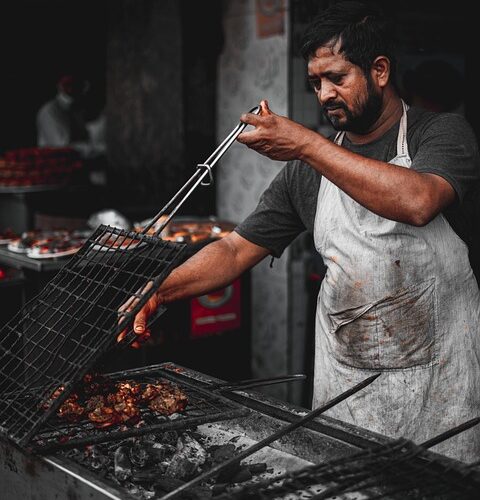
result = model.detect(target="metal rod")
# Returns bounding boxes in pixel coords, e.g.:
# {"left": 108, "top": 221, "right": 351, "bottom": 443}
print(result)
{"left": 210, "top": 374, "right": 306, "bottom": 392}
{"left": 420, "top": 417, "right": 480, "bottom": 449}
{"left": 158, "top": 373, "right": 381, "bottom": 500}
{"left": 140, "top": 105, "right": 261, "bottom": 237}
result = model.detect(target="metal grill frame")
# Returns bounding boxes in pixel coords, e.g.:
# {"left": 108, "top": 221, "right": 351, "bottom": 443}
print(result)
{"left": 217, "top": 438, "right": 480, "bottom": 499}
{"left": 30, "top": 364, "right": 250, "bottom": 454}
{"left": 0, "top": 225, "right": 187, "bottom": 447}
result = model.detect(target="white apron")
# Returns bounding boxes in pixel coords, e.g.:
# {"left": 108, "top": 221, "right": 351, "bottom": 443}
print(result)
{"left": 313, "top": 101, "right": 480, "bottom": 461}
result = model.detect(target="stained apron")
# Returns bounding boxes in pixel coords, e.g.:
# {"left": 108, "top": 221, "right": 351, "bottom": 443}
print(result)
{"left": 313, "top": 101, "right": 480, "bottom": 461}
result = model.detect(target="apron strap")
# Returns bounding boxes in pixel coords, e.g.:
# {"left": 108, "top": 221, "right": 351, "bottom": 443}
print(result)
{"left": 396, "top": 99, "right": 410, "bottom": 158}
{"left": 334, "top": 100, "right": 409, "bottom": 157}
{"left": 334, "top": 131, "right": 345, "bottom": 145}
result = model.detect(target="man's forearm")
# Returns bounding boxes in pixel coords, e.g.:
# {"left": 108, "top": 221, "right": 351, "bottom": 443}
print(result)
{"left": 300, "top": 133, "right": 455, "bottom": 226}
{"left": 157, "top": 233, "right": 269, "bottom": 304}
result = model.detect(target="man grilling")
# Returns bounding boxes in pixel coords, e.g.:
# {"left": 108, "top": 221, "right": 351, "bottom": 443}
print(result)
{"left": 127, "top": 1, "right": 480, "bottom": 461}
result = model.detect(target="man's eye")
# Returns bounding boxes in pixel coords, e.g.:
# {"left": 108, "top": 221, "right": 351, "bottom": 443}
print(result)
{"left": 330, "top": 75, "right": 344, "bottom": 85}
{"left": 308, "top": 79, "right": 320, "bottom": 91}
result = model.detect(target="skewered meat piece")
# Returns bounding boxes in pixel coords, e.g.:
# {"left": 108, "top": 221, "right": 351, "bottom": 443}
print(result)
{"left": 85, "top": 394, "right": 106, "bottom": 411}
{"left": 148, "top": 382, "right": 188, "bottom": 416}
{"left": 81, "top": 373, "right": 116, "bottom": 397}
{"left": 57, "top": 394, "right": 84, "bottom": 422}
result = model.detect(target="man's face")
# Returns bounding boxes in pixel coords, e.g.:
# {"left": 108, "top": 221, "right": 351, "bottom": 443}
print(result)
{"left": 307, "top": 42, "right": 383, "bottom": 134}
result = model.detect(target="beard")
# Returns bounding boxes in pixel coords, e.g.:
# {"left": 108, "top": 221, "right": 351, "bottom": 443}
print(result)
{"left": 321, "top": 77, "right": 383, "bottom": 134}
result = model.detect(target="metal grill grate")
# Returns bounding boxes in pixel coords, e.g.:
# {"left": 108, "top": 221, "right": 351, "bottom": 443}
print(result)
{"left": 218, "top": 438, "right": 480, "bottom": 499}
{"left": 0, "top": 225, "right": 186, "bottom": 447}
{"left": 29, "top": 365, "right": 249, "bottom": 453}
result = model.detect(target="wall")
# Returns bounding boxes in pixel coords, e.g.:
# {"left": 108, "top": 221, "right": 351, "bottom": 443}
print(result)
{"left": 106, "top": 0, "right": 184, "bottom": 209}
{"left": 217, "top": 0, "right": 291, "bottom": 400}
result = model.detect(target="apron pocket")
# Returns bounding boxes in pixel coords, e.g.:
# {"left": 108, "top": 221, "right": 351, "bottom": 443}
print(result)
{"left": 329, "top": 278, "right": 437, "bottom": 370}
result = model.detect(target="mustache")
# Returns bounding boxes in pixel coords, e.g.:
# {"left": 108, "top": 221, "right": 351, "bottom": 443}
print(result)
{"left": 322, "top": 101, "right": 347, "bottom": 112}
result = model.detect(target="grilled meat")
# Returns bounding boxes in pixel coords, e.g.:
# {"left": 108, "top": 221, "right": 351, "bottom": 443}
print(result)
{"left": 50, "top": 376, "right": 188, "bottom": 428}
{"left": 148, "top": 382, "right": 188, "bottom": 416}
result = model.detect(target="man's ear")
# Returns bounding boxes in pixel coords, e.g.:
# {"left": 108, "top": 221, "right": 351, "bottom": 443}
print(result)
{"left": 371, "top": 56, "right": 391, "bottom": 88}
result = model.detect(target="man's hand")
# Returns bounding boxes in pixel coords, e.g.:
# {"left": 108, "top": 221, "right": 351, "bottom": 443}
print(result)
{"left": 237, "top": 99, "right": 314, "bottom": 161}
{"left": 117, "top": 282, "right": 162, "bottom": 348}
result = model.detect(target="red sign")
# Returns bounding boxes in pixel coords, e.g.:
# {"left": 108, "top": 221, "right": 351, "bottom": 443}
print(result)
{"left": 190, "top": 278, "right": 242, "bottom": 337}
{"left": 256, "top": 0, "right": 285, "bottom": 38}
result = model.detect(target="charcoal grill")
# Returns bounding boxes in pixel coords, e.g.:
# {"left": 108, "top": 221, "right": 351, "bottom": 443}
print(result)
{"left": 0, "top": 106, "right": 260, "bottom": 451}
{"left": 2, "top": 363, "right": 478, "bottom": 500}
{"left": 216, "top": 430, "right": 480, "bottom": 499}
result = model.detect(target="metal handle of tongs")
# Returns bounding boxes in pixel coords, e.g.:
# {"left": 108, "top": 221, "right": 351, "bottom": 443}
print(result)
{"left": 141, "top": 105, "right": 261, "bottom": 238}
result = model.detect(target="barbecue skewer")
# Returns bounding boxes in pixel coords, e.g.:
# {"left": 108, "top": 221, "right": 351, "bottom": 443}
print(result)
{"left": 158, "top": 372, "right": 381, "bottom": 500}
{"left": 210, "top": 373, "right": 307, "bottom": 392}
{"left": 306, "top": 416, "right": 480, "bottom": 500}
{"left": 217, "top": 417, "right": 480, "bottom": 500}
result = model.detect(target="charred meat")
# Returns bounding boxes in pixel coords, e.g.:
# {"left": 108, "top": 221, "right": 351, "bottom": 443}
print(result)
{"left": 49, "top": 375, "right": 189, "bottom": 428}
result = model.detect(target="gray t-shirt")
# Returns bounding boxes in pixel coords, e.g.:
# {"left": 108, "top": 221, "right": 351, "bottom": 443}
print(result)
{"left": 235, "top": 107, "right": 480, "bottom": 271}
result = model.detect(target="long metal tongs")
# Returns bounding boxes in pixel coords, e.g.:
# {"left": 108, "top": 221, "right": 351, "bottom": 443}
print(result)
{"left": 159, "top": 373, "right": 381, "bottom": 500}
{"left": 141, "top": 105, "right": 261, "bottom": 238}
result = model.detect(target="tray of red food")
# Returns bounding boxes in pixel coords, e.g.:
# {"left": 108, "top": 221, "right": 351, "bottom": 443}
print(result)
{"left": 0, "top": 228, "right": 19, "bottom": 245}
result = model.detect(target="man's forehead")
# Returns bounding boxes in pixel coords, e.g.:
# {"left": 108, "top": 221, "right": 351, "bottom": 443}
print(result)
{"left": 307, "top": 45, "right": 350, "bottom": 74}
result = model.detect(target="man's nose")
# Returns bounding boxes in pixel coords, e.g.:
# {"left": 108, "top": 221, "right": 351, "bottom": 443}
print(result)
{"left": 318, "top": 82, "right": 337, "bottom": 104}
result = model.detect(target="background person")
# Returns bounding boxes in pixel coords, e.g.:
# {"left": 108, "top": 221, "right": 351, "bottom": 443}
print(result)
{"left": 36, "top": 73, "right": 106, "bottom": 162}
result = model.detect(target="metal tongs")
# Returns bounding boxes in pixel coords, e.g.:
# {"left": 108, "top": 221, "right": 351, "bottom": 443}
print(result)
{"left": 117, "top": 105, "right": 261, "bottom": 347}
{"left": 141, "top": 105, "right": 261, "bottom": 238}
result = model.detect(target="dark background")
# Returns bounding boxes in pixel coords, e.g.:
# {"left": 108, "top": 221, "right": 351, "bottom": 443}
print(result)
{"left": 0, "top": 0, "right": 477, "bottom": 200}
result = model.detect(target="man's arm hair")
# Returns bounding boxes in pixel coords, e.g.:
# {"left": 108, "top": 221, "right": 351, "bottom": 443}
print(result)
{"left": 129, "top": 232, "right": 270, "bottom": 336}
{"left": 158, "top": 231, "right": 270, "bottom": 303}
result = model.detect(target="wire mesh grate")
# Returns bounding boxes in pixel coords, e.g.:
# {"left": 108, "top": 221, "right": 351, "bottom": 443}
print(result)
{"left": 217, "top": 438, "right": 480, "bottom": 499}
{"left": 0, "top": 225, "right": 187, "bottom": 447}
{"left": 28, "top": 365, "right": 249, "bottom": 453}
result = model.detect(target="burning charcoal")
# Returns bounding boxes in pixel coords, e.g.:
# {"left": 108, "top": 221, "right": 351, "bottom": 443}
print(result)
{"left": 88, "top": 445, "right": 109, "bottom": 470}
{"left": 216, "top": 463, "right": 240, "bottom": 484}
{"left": 211, "top": 444, "right": 236, "bottom": 463}
{"left": 154, "top": 476, "right": 186, "bottom": 492}
{"left": 211, "top": 483, "right": 227, "bottom": 496}
{"left": 131, "top": 468, "right": 161, "bottom": 483}
{"left": 150, "top": 442, "right": 176, "bottom": 461}
{"left": 114, "top": 445, "right": 133, "bottom": 482}
{"left": 231, "top": 465, "right": 252, "bottom": 483}
{"left": 165, "top": 434, "right": 207, "bottom": 480}
{"left": 248, "top": 462, "right": 267, "bottom": 475}
{"left": 154, "top": 478, "right": 211, "bottom": 499}
{"left": 161, "top": 430, "right": 179, "bottom": 446}
{"left": 130, "top": 440, "right": 151, "bottom": 468}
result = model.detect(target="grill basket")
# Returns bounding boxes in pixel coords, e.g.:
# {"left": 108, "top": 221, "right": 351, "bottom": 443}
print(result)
{"left": 0, "top": 105, "right": 260, "bottom": 449}
{"left": 0, "top": 225, "right": 186, "bottom": 447}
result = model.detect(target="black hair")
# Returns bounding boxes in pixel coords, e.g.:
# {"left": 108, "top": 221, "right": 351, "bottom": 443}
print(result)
{"left": 300, "top": 1, "right": 397, "bottom": 82}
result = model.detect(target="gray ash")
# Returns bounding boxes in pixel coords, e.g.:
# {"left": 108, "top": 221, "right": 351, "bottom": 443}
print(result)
{"left": 60, "top": 428, "right": 267, "bottom": 499}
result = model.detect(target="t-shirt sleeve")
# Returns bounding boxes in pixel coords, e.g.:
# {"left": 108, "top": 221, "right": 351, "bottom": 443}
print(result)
{"left": 410, "top": 113, "right": 480, "bottom": 202}
{"left": 235, "top": 161, "right": 313, "bottom": 258}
